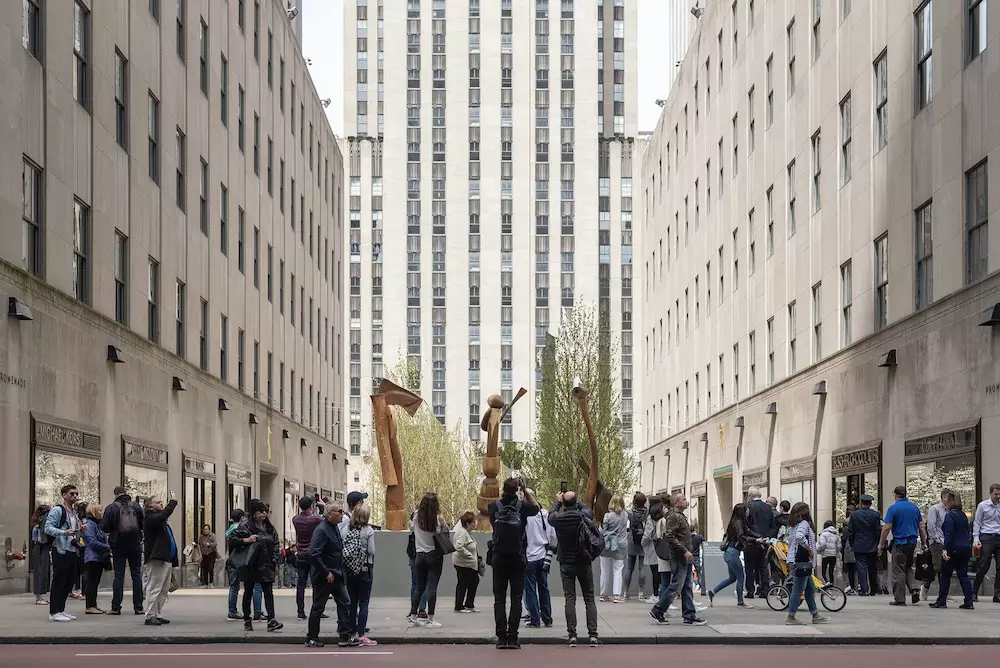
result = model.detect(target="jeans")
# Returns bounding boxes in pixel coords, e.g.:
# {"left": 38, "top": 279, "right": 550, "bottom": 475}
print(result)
{"left": 295, "top": 556, "right": 312, "bottom": 616}
{"left": 308, "top": 575, "right": 352, "bottom": 641}
{"left": 228, "top": 566, "right": 262, "bottom": 616}
{"left": 84, "top": 561, "right": 104, "bottom": 608}
{"left": 111, "top": 544, "right": 143, "bottom": 612}
{"left": 411, "top": 552, "right": 443, "bottom": 617}
{"left": 492, "top": 556, "right": 526, "bottom": 639}
{"left": 599, "top": 556, "right": 625, "bottom": 597}
{"left": 346, "top": 566, "right": 373, "bottom": 636}
{"left": 408, "top": 556, "right": 429, "bottom": 614}
{"left": 49, "top": 550, "right": 77, "bottom": 615}
{"left": 559, "top": 562, "right": 598, "bottom": 638}
{"left": 936, "top": 550, "right": 973, "bottom": 606}
{"left": 788, "top": 571, "right": 817, "bottom": 617}
{"left": 972, "top": 533, "right": 1000, "bottom": 598}
{"left": 856, "top": 552, "right": 879, "bottom": 595}
{"left": 242, "top": 576, "right": 275, "bottom": 621}
{"left": 623, "top": 553, "right": 646, "bottom": 593}
{"left": 652, "top": 560, "right": 696, "bottom": 622}
{"left": 455, "top": 566, "right": 479, "bottom": 610}
{"left": 891, "top": 543, "right": 918, "bottom": 603}
{"left": 711, "top": 546, "right": 746, "bottom": 604}
{"left": 33, "top": 544, "right": 51, "bottom": 598}
{"left": 523, "top": 559, "right": 552, "bottom": 625}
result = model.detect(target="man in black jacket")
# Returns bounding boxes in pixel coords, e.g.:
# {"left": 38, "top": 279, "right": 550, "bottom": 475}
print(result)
{"left": 141, "top": 493, "right": 178, "bottom": 626}
{"left": 745, "top": 487, "right": 777, "bottom": 597}
{"left": 848, "top": 494, "right": 883, "bottom": 596}
{"left": 305, "top": 501, "right": 354, "bottom": 648}
{"left": 488, "top": 477, "right": 540, "bottom": 650}
{"left": 102, "top": 486, "right": 145, "bottom": 615}
{"left": 548, "top": 491, "right": 600, "bottom": 647}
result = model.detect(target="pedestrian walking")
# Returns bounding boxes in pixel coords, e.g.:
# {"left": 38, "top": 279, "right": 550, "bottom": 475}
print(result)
{"left": 343, "top": 501, "right": 377, "bottom": 646}
{"left": 101, "top": 486, "right": 145, "bottom": 616}
{"left": 599, "top": 494, "right": 627, "bottom": 602}
{"left": 649, "top": 492, "right": 706, "bottom": 626}
{"left": 30, "top": 504, "right": 52, "bottom": 606}
{"left": 43, "top": 484, "right": 82, "bottom": 622}
{"left": 452, "top": 511, "right": 481, "bottom": 613}
{"left": 745, "top": 486, "right": 777, "bottom": 598}
{"left": 879, "top": 486, "right": 927, "bottom": 606}
{"left": 409, "top": 492, "right": 452, "bottom": 629}
{"left": 229, "top": 499, "right": 283, "bottom": 631}
{"left": 971, "top": 483, "right": 1000, "bottom": 604}
{"left": 523, "top": 490, "right": 554, "bottom": 628}
{"left": 640, "top": 498, "right": 664, "bottom": 602}
{"left": 623, "top": 492, "right": 649, "bottom": 600}
{"left": 305, "top": 501, "right": 354, "bottom": 648}
{"left": 840, "top": 506, "right": 857, "bottom": 594}
{"left": 141, "top": 493, "right": 179, "bottom": 626}
{"left": 225, "top": 509, "right": 261, "bottom": 621}
{"left": 847, "top": 494, "right": 882, "bottom": 595}
{"left": 198, "top": 524, "right": 218, "bottom": 587}
{"left": 920, "top": 489, "right": 949, "bottom": 601}
{"left": 549, "top": 490, "right": 601, "bottom": 647}
{"left": 82, "top": 504, "right": 110, "bottom": 614}
{"left": 488, "top": 478, "right": 541, "bottom": 649}
{"left": 292, "top": 497, "right": 323, "bottom": 620}
{"left": 817, "top": 520, "right": 841, "bottom": 585}
{"left": 784, "top": 502, "right": 830, "bottom": 625}
{"left": 929, "top": 491, "right": 974, "bottom": 610}
{"left": 708, "top": 503, "right": 760, "bottom": 608}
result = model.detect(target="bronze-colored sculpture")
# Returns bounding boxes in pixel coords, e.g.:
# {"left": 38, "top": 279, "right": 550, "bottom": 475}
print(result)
{"left": 475, "top": 388, "right": 527, "bottom": 530}
{"left": 573, "top": 376, "right": 612, "bottom": 523}
{"left": 371, "top": 378, "right": 424, "bottom": 531}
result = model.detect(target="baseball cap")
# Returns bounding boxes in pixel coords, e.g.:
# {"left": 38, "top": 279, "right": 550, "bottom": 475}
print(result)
{"left": 346, "top": 491, "right": 369, "bottom": 506}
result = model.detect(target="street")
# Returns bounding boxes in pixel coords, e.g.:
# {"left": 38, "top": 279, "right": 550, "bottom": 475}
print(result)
{"left": 3, "top": 644, "right": 996, "bottom": 668}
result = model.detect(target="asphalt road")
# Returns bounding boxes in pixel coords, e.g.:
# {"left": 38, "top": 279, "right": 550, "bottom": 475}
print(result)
{"left": 3, "top": 644, "right": 995, "bottom": 668}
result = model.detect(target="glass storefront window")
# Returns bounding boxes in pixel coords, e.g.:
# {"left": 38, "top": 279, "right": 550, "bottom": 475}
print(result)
{"left": 124, "top": 464, "right": 168, "bottom": 506}
{"left": 34, "top": 449, "right": 100, "bottom": 508}
{"left": 834, "top": 471, "right": 879, "bottom": 526}
{"left": 905, "top": 454, "right": 977, "bottom": 519}
{"left": 228, "top": 483, "right": 251, "bottom": 519}
{"left": 284, "top": 492, "right": 299, "bottom": 544}
{"left": 184, "top": 475, "right": 216, "bottom": 553}
{"left": 780, "top": 479, "right": 815, "bottom": 510}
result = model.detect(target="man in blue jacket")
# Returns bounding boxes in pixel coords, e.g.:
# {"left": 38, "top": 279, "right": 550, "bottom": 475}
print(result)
{"left": 102, "top": 486, "right": 145, "bottom": 615}
{"left": 848, "top": 494, "right": 882, "bottom": 596}
{"left": 305, "top": 501, "right": 353, "bottom": 648}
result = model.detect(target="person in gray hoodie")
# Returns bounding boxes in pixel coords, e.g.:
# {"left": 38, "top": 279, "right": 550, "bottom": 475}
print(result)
{"left": 623, "top": 492, "right": 649, "bottom": 600}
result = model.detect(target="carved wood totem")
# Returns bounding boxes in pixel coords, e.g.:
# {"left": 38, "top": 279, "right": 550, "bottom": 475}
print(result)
{"left": 475, "top": 387, "right": 527, "bottom": 530}
{"left": 371, "top": 378, "right": 424, "bottom": 531}
{"left": 573, "top": 376, "right": 612, "bottom": 524}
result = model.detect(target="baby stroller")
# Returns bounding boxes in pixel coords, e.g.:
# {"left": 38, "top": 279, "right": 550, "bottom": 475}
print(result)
{"left": 764, "top": 540, "right": 847, "bottom": 613}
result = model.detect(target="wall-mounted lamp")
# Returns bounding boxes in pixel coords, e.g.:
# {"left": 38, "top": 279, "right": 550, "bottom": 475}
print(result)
{"left": 249, "top": 413, "right": 259, "bottom": 425}
{"left": 171, "top": 376, "right": 187, "bottom": 392}
{"left": 649, "top": 455, "right": 655, "bottom": 463}
{"left": 682, "top": 440, "right": 690, "bottom": 450}
{"left": 812, "top": 380, "right": 828, "bottom": 395}
{"left": 300, "top": 438, "right": 308, "bottom": 448}
{"left": 321, "top": 98, "right": 332, "bottom": 108}
{"left": 107, "top": 346, "right": 125, "bottom": 363}
{"left": 655, "top": 99, "right": 667, "bottom": 107}
{"left": 690, "top": 4, "right": 705, "bottom": 18}
{"left": 317, "top": 446, "right": 325, "bottom": 454}
{"left": 332, "top": 453, "right": 338, "bottom": 460}
{"left": 735, "top": 416, "right": 745, "bottom": 428}
{"left": 700, "top": 432, "right": 709, "bottom": 443}
{"left": 765, "top": 402, "right": 778, "bottom": 415}
{"left": 282, "top": 429, "right": 290, "bottom": 439}
{"left": 8, "top": 297, "right": 33, "bottom": 321}
{"left": 979, "top": 304, "right": 1000, "bottom": 326}
{"left": 877, "top": 349, "right": 897, "bottom": 368}
{"left": 218, "top": 398, "right": 230, "bottom": 411}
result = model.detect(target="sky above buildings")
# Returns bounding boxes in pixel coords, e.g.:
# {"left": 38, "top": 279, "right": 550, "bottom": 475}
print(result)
{"left": 302, "top": 0, "right": 671, "bottom": 136}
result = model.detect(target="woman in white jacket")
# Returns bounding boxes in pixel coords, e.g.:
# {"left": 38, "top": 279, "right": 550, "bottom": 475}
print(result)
{"left": 816, "top": 520, "right": 841, "bottom": 585}
{"left": 451, "top": 511, "right": 480, "bottom": 613}
{"left": 639, "top": 498, "right": 665, "bottom": 603}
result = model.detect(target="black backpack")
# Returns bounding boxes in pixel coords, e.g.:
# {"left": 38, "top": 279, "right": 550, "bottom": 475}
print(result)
{"left": 629, "top": 511, "right": 644, "bottom": 547}
{"left": 491, "top": 500, "right": 524, "bottom": 558}
{"left": 577, "top": 515, "right": 605, "bottom": 562}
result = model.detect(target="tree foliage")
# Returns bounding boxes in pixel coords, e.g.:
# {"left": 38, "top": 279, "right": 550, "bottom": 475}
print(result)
{"left": 364, "top": 358, "right": 480, "bottom": 527}
{"left": 525, "top": 303, "right": 636, "bottom": 503}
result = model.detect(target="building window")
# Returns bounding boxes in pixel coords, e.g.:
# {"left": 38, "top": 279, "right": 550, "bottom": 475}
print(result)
{"left": 267, "top": 31, "right": 273, "bottom": 88}
{"left": 147, "top": 92, "right": 160, "bottom": 183}
{"left": 149, "top": 0, "right": 160, "bottom": 22}
{"left": 114, "top": 51, "right": 128, "bottom": 149}
{"left": 73, "top": 1, "right": 89, "bottom": 108}
{"left": 787, "top": 160, "right": 796, "bottom": 237}
{"left": 220, "top": 54, "right": 228, "bottom": 125}
{"left": 237, "top": 208, "right": 245, "bottom": 273}
{"left": 253, "top": 1, "right": 260, "bottom": 60}
{"left": 786, "top": 19, "right": 795, "bottom": 97}
{"left": 253, "top": 227, "right": 260, "bottom": 288}
{"left": 874, "top": 234, "right": 889, "bottom": 330}
{"left": 237, "top": 87, "right": 245, "bottom": 151}
{"left": 788, "top": 301, "right": 797, "bottom": 374}
{"left": 21, "top": 159, "right": 41, "bottom": 276}
{"left": 267, "top": 137, "right": 273, "bottom": 194}
{"left": 252, "top": 340, "right": 259, "bottom": 397}
{"left": 72, "top": 200, "right": 90, "bottom": 304}
{"left": 841, "top": 260, "right": 852, "bottom": 346}
{"left": 765, "top": 54, "right": 774, "bottom": 127}
{"left": 970, "top": 0, "right": 987, "bottom": 61}
{"left": 175, "top": 280, "right": 186, "bottom": 358}
{"left": 199, "top": 18, "right": 208, "bottom": 94}
{"left": 253, "top": 114, "right": 260, "bottom": 175}
{"left": 220, "top": 315, "right": 228, "bottom": 381}
{"left": 767, "top": 317, "right": 775, "bottom": 384}
{"left": 915, "top": 1, "right": 933, "bottom": 109}
{"left": 175, "top": 128, "right": 186, "bottom": 210}
{"left": 22, "top": 0, "right": 41, "bottom": 58}
{"left": 176, "top": 0, "right": 186, "bottom": 60}
{"left": 237, "top": 329, "right": 245, "bottom": 391}
{"left": 840, "top": 94, "right": 852, "bottom": 186}
{"left": 199, "top": 299, "right": 208, "bottom": 370}
{"left": 811, "top": 131, "right": 822, "bottom": 213}
{"left": 812, "top": 283, "right": 822, "bottom": 362}
{"left": 966, "top": 161, "right": 989, "bottom": 284}
{"left": 874, "top": 51, "right": 888, "bottom": 152}
{"left": 766, "top": 186, "right": 774, "bottom": 257}
{"left": 199, "top": 158, "right": 209, "bottom": 234}
{"left": 148, "top": 258, "right": 160, "bottom": 342}
{"left": 115, "top": 232, "right": 128, "bottom": 324}
{"left": 220, "top": 184, "right": 229, "bottom": 256}
{"left": 915, "top": 202, "right": 933, "bottom": 310}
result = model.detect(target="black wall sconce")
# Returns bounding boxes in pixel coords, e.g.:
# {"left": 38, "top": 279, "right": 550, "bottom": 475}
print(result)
{"left": 979, "top": 303, "right": 1000, "bottom": 326}
{"left": 249, "top": 413, "right": 259, "bottom": 425}
{"left": 107, "top": 346, "right": 125, "bottom": 363}
{"left": 171, "top": 376, "right": 187, "bottom": 391}
{"left": 765, "top": 402, "right": 778, "bottom": 415}
{"left": 218, "top": 398, "right": 230, "bottom": 411}
{"left": 735, "top": 416, "right": 745, "bottom": 428}
{"left": 300, "top": 438, "right": 307, "bottom": 448}
{"left": 812, "top": 380, "right": 827, "bottom": 395}
{"left": 700, "top": 432, "right": 708, "bottom": 443}
{"left": 317, "top": 446, "right": 325, "bottom": 454}
{"left": 877, "top": 349, "right": 897, "bottom": 368}
{"left": 282, "top": 429, "right": 290, "bottom": 439}
{"left": 8, "top": 297, "right": 33, "bottom": 321}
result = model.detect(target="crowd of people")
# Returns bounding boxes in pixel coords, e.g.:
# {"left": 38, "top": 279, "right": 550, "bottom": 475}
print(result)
{"left": 27, "top": 478, "right": 1000, "bottom": 647}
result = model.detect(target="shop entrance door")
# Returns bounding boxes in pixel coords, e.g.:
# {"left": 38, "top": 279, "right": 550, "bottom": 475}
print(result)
{"left": 833, "top": 470, "right": 879, "bottom": 527}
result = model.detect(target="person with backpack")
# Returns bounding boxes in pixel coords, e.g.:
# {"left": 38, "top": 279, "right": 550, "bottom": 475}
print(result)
{"left": 649, "top": 491, "right": 707, "bottom": 626}
{"left": 342, "top": 501, "right": 377, "bottom": 646}
{"left": 488, "top": 477, "right": 541, "bottom": 649}
{"left": 43, "top": 484, "right": 82, "bottom": 622}
{"left": 623, "top": 492, "right": 649, "bottom": 601}
{"left": 30, "top": 504, "right": 52, "bottom": 606}
{"left": 548, "top": 490, "right": 602, "bottom": 647}
{"left": 101, "top": 486, "right": 145, "bottom": 616}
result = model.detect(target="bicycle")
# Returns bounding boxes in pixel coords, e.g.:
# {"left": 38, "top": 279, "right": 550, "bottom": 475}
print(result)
{"left": 765, "top": 574, "right": 847, "bottom": 612}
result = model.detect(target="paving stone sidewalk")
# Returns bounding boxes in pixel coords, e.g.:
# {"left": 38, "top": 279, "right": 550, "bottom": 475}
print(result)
{"left": 3, "top": 589, "right": 998, "bottom": 645}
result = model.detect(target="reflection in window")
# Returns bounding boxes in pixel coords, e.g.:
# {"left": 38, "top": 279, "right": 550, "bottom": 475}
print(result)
{"left": 124, "top": 464, "right": 167, "bottom": 507}
{"left": 780, "top": 479, "right": 815, "bottom": 512}
{"left": 905, "top": 454, "right": 977, "bottom": 520}
{"left": 184, "top": 475, "right": 215, "bottom": 561}
{"left": 34, "top": 450, "right": 100, "bottom": 508}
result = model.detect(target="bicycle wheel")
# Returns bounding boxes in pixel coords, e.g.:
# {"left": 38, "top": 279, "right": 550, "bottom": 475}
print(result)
{"left": 766, "top": 584, "right": 789, "bottom": 612}
{"left": 820, "top": 585, "right": 847, "bottom": 612}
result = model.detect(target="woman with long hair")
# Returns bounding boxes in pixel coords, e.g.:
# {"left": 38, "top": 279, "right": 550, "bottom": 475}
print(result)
{"left": 452, "top": 510, "right": 480, "bottom": 613}
{"left": 82, "top": 504, "right": 110, "bottom": 614}
{"left": 600, "top": 493, "right": 628, "bottom": 602}
{"left": 930, "top": 491, "right": 974, "bottom": 609}
{"left": 345, "top": 502, "right": 378, "bottom": 645}
{"left": 784, "top": 502, "right": 829, "bottom": 625}
{"left": 408, "top": 492, "right": 448, "bottom": 627}
{"left": 708, "top": 503, "right": 760, "bottom": 608}
{"left": 30, "top": 504, "right": 52, "bottom": 605}
{"left": 229, "top": 499, "right": 283, "bottom": 632}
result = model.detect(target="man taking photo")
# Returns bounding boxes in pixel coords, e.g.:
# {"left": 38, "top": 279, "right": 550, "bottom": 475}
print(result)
{"left": 488, "top": 477, "right": 540, "bottom": 649}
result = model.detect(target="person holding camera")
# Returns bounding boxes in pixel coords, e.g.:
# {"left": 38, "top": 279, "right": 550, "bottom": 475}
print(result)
{"left": 548, "top": 490, "right": 601, "bottom": 647}
{"left": 488, "top": 477, "right": 540, "bottom": 649}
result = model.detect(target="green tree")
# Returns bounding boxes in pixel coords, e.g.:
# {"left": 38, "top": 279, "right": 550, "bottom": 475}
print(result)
{"left": 525, "top": 303, "right": 636, "bottom": 503}
{"left": 364, "top": 358, "right": 480, "bottom": 527}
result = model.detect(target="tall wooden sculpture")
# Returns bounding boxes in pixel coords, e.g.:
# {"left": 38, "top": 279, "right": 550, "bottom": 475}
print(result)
{"left": 371, "top": 378, "right": 424, "bottom": 531}
{"left": 573, "top": 376, "right": 612, "bottom": 523}
{"left": 475, "top": 387, "right": 527, "bottom": 530}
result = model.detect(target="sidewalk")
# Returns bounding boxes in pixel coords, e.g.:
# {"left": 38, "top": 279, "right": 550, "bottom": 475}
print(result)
{"left": 4, "top": 589, "right": 998, "bottom": 645}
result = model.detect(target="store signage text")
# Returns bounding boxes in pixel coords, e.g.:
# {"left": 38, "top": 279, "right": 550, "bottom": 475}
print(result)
{"left": 782, "top": 460, "right": 817, "bottom": 482}
{"left": 34, "top": 421, "right": 92, "bottom": 450}
{"left": 227, "top": 464, "right": 252, "bottom": 484}
{"left": 124, "top": 441, "right": 168, "bottom": 468}
{"left": 690, "top": 481, "right": 708, "bottom": 498}
{"left": 905, "top": 428, "right": 977, "bottom": 459}
{"left": 0, "top": 371, "right": 27, "bottom": 389}
{"left": 986, "top": 383, "right": 1000, "bottom": 396}
{"left": 742, "top": 469, "right": 769, "bottom": 488}
{"left": 184, "top": 457, "right": 216, "bottom": 476}
{"left": 831, "top": 446, "right": 881, "bottom": 474}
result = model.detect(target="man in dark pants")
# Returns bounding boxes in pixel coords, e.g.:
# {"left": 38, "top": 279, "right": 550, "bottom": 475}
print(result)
{"left": 848, "top": 494, "right": 883, "bottom": 596}
{"left": 488, "top": 477, "right": 540, "bottom": 649}
{"left": 292, "top": 496, "right": 323, "bottom": 619}
{"left": 745, "top": 486, "right": 777, "bottom": 597}
{"left": 879, "top": 485, "right": 926, "bottom": 606}
{"left": 43, "top": 484, "right": 81, "bottom": 622}
{"left": 549, "top": 491, "right": 601, "bottom": 647}
{"left": 971, "top": 483, "right": 1000, "bottom": 603}
{"left": 101, "top": 486, "right": 145, "bottom": 615}
{"left": 305, "top": 502, "right": 354, "bottom": 648}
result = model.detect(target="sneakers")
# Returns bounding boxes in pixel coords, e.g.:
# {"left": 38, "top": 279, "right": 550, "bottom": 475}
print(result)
{"left": 920, "top": 585, "right": 929, "bottom": 601}
{"left": 48, "top": 613, "right": 71, "bottom": 622}
{"left": 567, "top": 634, "right": 578, "bottom": 647}
{"left": 589, "top": 636, "right": 603, "bottom": 647}
{"left": 297, "top": 614, "right": 307, "bottom": 620}
{"left": 227, "top": 613, "right": 243, "bottom": 621}
{"left": 424, "top": 620, "right": 442, "bottom": 628}
{"left": 649, "top": 610, "right": 668, "bottom": 624}
{"left": 507, "top": 636, "right": 521, "bottom": 650}
{"left": 305, "top": 638, "right": 325, "bottom": 648}
{"left": 786, "top": 615, "right": 805, "bottom": 626}
{"left": 811, "top": 614, "right": 830, "bottom": 624}
{"left": 63, "top": 613, "right": 77, "bottom": 620}
{"left": 525, "top": 622, "right": 541, "bottom": 628}
{"left": 338, "top": 636, "right": 362, "bottom": 647}
{"left": 266, "top": 619, "right": 283, "bottom": 632}
{"left": 253, "top": 613, "right": 265, "bottom": 621}
{"left": 495, "top": 636, "right": 508, "bottom": 650}
{"left": 707, "top": 591, "right": 715, "bottom": 607}
{"left": 737, "top": 602, "right": 754, "bottom": 609}
{"left": 358, "top": 636, "right": 378, "bottom": 646}
{"left": 683, "top": 618, "right": 708, "bottom": 626}
{"left": 959, "top": 603, "right": 975, "bottom": 610}
{"left": 928, "top": 602, "right": 946, "bottom": 609}
{"left": 455, "top": 608, "right": 473, "bottom": 614}
{"left": 145, "top": 618, "right": 162, "bottom": 626}
{"left": 244, "top": 620, "right": 253, "bottom": 631}
{"left": 407, "top": 617, "right": 426, "bottom": 627}
{"left": 911, "top": 591, "right": 921, "bottom": 605}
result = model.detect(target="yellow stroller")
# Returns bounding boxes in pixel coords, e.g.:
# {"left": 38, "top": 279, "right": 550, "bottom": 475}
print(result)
{"left": 764, "top": 540, "right": 846, "bottom": 612}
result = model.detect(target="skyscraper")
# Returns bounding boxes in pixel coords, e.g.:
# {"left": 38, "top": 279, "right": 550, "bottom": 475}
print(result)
{"left": 343, "top": 0, "right": 639, "bottom": 483}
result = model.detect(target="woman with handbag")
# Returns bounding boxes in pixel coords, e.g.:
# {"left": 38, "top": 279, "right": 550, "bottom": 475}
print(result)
{"left": 82, "top": 504, "right": 111, "bottom": 614}
{"left": 784, "top": 502, "right": 830, "bottom": 625}
{"left": 599, "top": 494, "right": 628, "bottom": 602}
{"left": 408, "top": 492, "right": 449, "bottom": 628}
{"left": 707, "top": 503, "right": 760, "bottom": 608}
{"left": 229, "top": 499, "right": 283, "bottom": 632}
{"left": 198, "top": 524, "right": 218, "bottom": 587}
{"left": 452, "top": 510, "right": 481, "bottom": 613}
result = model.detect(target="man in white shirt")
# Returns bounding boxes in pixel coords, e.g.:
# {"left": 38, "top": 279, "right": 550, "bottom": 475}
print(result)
{"left": 972, "top": 483, "right": 1000, "bottom": 603}
{"left": 523, "top": 489, "right": 555, "bottom": 628}
{"left": 920, "top": 488, "right": 949, "bottom": 600}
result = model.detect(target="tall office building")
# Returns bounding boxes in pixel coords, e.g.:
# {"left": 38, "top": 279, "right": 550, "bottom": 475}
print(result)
{"left": 0, "top": 0, "right": 344, "bottom": 592}
{"left": 343, "top": 0, "right": 640, "bottom": 483}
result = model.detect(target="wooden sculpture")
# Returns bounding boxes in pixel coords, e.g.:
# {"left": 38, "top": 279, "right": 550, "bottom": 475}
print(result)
{"left": 475, "top": 387, "right": 527, "bottom": 530}
{"left": 572, "top": 375, "right": 611, "bottom": 523}
{"left": 371, "top": 378, "right": 424, "bottom": 531}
